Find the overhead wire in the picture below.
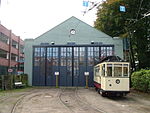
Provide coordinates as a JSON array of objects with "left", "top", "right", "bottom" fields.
[
  {"left": 135, "top": 0, "right": 144, "bottom": 20},
  {"left": 112, "top": 0, "right": 145, "bottom": 37}
]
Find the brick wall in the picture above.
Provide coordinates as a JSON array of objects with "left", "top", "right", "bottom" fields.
[
  {"left": 0, "top": 24, "right": 24, "bottom": 68},
  {"left": 0, "top": 58, "right": 8, "bottom": 66}
]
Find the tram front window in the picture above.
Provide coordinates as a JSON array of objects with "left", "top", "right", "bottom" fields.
[
  {"left": 107, "top": 64, "right": 112, "bottom": 77},
  {"left": 114, "top": 64, "right": 122, "bottom": 77},
  {"left": 123, "top": 64, "right": 128, "bottom": 77},
  {"left": 102, "top": 64, "right": 105, "bottom": 76}
]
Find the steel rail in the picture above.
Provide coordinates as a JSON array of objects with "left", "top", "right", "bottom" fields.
[
  {"left": 75, "top": 87, "right": 107, "bottom": 113},
  {"left": 10, "top": 89, "right": 38, "bottom": 113},
  {"left": 58, "top": 88, "right": 75, "bottom": 113}
]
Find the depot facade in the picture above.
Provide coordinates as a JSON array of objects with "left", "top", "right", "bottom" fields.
[{"left": 24, "top": 17, "right": 123, "bottom": 86}]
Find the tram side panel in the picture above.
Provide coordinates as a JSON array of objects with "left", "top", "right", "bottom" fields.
[
  {"left": 101, "top": 77, "right": 129, "bottom": 91},
  {"left": 94, "top": 62, "right": 130, "bottom": 96}
]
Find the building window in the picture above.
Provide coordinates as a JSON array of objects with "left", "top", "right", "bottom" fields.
[
  {"left": 0, "top": 49, "right": 8, "bottom": 59},
  {"left": 61, "top": 47, "right": 67, "bottom": 66},
  {"left": 12, "top": 40, "right": 18, "bottom": 49},
  {"left": 0, "top": 32, "right": 9, "bottom": 44},
  {"left": 20, "top": 45, "right": 24, "bottom": 54},
  {"left": 11, "top": 53, "right": 18, "bottom": 61},
  {"left": 94, "top": 47, "right": 100, "bottom": 64},
  {"left": 88, "top": 47, "right": 94, "bottom": 66},
  {"left": 20, "top": 57, "right": 24, "bottom": 62},
  {"left": 100, "top": 46, "right": 114, "bottom": 59}
]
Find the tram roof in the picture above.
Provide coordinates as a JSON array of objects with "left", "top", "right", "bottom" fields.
[{"left": 100, "top": 56, "right": 124, "bottom": 63}]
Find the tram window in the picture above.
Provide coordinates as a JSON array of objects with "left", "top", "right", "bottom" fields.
[
  {"left": 107, "top": 64, "right": 112, "bottom": 77},
  {"left": 102, "top": 64, "right": 105, "bottom": 76},
  {"left": 123, "top": 64, "right": 128, "bottom": 77},
  {"left": 95, "top": 66, "right": 100, "bottom": 76},
  {"left": 114, "top": 64, "right": 122, "bottom": 77}
]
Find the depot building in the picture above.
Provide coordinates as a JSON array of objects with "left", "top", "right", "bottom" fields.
[{"left": 24, "top": 17, "right": 123, "bottom": 86}]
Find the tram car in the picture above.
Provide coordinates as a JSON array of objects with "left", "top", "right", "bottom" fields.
[{"left": 94, "top": 56, "right": 130, "bottom": 96}]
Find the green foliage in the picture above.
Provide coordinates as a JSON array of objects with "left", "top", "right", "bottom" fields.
[
  {"left": 131, "top": 69, "right": 150, "bottom": 92},
  {"left": 94, "top": 0, "right": 150, "bottom": 69},
  {"left": 20, "top": 74, "right": 28, "bottom": 86},
  {"left": 0, "top": 74, "right": 28, "bottom": 91}
]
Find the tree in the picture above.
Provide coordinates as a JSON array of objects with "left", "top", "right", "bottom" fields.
[{"left": 94, "top": 0, "right": 150, "bottom": 70}]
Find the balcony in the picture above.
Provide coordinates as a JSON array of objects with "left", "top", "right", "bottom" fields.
[
  {"left": 0, "top": 41, "right": 9, "bottom": 51},
  {"left": 0, "top": 57, "right": 9, "bottom": 66}
]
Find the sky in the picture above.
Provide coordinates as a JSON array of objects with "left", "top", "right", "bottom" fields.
[{"left": 0, "top": 0, "right": 102, "bottom": 40}]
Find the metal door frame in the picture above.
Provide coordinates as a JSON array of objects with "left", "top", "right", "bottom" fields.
[{"left": 33, "top": 44, "right": 114, "bottom": 86}]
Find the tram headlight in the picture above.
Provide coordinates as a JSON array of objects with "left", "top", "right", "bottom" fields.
[{"left": 116, "top": 79, "right": 120, "bottom": 84}]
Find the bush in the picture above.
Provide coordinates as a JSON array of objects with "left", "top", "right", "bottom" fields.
[
  {"left": 14, "top": 74, "right": 28, "bottom": 87},
  {"left": 131, "top": 69, "right": 150, "bottom": 92},
  {"left": 0, "top": 74, "right": 28, "bottom": 91},
  {"left": 20, "top": 74, "right": 28, "bottom": 86}
]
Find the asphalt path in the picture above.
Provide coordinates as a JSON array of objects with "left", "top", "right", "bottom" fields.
[{"left": 0, "top": 87, "right": 150, "bottom": 113}]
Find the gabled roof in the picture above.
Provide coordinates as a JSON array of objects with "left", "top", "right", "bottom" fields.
[
  {"left": 33, "top": 16, "right": 115, "bottom": 45},
  {"left": 35, "top": 16, "right": 111, "bottom": 40}
]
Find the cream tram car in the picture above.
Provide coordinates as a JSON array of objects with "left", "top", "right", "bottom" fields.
[{"left": 94, "top": 56, "right": 130, "bottom": 96}]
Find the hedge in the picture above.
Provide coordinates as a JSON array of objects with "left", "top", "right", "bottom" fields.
[
  {"left": 0, "top": 74, "right": 28, "bottom": 90},
  {"left": 131, "top": 69, "right": 150, "bottom": 92}
]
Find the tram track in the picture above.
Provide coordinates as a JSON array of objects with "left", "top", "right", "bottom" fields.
[
  {"left": 58, "top": 87, "right": 107, "bottom": 113},
  {"left": 10, "top": 89, "right": 38, "bottom": 113},
  {"left": 0, "top": 88, "right": 35, "bottom": 103},
  {"left": 1, "top": 87, "right": 149, "bottom": 113},
  {"left": 0, "top": 92, "right": 29, "bottom": 103},
  {"left": 10, "top": 88, "right": 60, "bottom": 113},
  {"left": 75, "top": 88, "right": 107, "bottom": 113},
  {"left": 58, "top": 88, "right": 75, "bottom": 113}
]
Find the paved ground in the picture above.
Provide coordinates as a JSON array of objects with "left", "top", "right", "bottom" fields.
[{"left": 0, "top": 87, "right": 150, "bottom": 113}]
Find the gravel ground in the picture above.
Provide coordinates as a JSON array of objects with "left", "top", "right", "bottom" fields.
[{"left": 0, "top": 87, "right": 150, "bottom": 113}]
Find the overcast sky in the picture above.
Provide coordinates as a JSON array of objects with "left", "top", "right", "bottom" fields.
[{"left": 0, "top": 0, "right": 102, "bottom": 40}]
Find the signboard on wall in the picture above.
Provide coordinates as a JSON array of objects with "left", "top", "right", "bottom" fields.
[{"left": 8, "top": 69, "right": 13, "bottom": 73}]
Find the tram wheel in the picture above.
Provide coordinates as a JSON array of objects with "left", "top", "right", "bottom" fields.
[
  {"left": 101, "top": 92, "right": 106, "bottom": 97},
  {"left": 97, "top": 89, "right": 100, "bottom": 94}
]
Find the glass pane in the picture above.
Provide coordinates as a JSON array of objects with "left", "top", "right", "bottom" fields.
[
  {"left": 41, "top": 48, "right": 45, "bottom": 57},
  {"left": 107, "top": 64, "right": 112, "bottom": 77},
  {"left": 52, "top": 47, "right": 58, "bottom": 66},
  {"left": 101, "top": 47, "right": 106, "bottom": 58},
  {"left": 123, "top": 66, "right": 128, "bottom": 77},
  {"left": 0, "top": 49, "right": 7, "bottom": 59},
  {"left": 34, "top": 48, "right": 41, "bottom": 66},
  {"left": 95, "top": 66, "right": 100, "bottom": 76},
  {"left": 102, "top": 64, "right": 105, "bottom": 76},
  {"left": 61, "top": 47, "right": 67, "bottom": 66},
  {"left": 94, "top": 47, "right": 100, "bottom": 64},
  {"left": 114, "top": 64, "right": 122, "bottom": 77},
  {"left": 88, "top": 47, "right": 94, "bottom": 66},
  {"left": 74, "top": 47, "right": 79, "bottom": 76}
]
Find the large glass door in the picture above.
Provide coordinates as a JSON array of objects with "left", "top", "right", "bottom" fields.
[
  {"left": 60, "top": 47, "right": 73, "bottom": 86},
  {"left": 33, "top": 47, "right": 46, "bottom": 86},
  {"left": 46, "top": 47, "right": 59, "bottom": 86},
  {"left": 33, "top": 45, "right": 114, "bottom": 86},
  {"left": 73, "top": 47, "right": 86, "bottom": 86},
  {"left": 59, "top": 47, "right": 86, "bottom": 86}
]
